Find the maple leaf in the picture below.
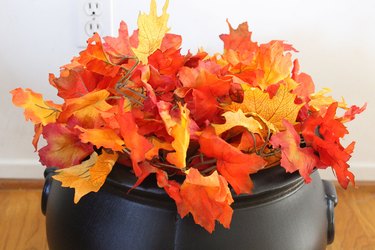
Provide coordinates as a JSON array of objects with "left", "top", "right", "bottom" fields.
[
  {"left": 219, "top": 20, "right": 258, "bottom": 66},
  {"left": 156, "top": 170, "right": 183, "bottom": 208},
  {"left": 236, "top": 130, "right": 264, "bottom": 152},
  {"left": 178, "top": 168, "right": 234, "bottom": 233},
  {"left": 148, "top": 47, "right": 185, "bottom": 76},
  {"left": 212, "top": 109, "right": 262, "bottom": 135},
  {"left": 302, "top": 103, "right": 355, "bottom": 188},
  {"left": 76, "top": 33, "right": 123, "bottom": 77},
  {"left": 227, "top": 84, "right": 303, "bottom": 131},
  {"left": 157, "top": 101, "right": 190, "bottom": 169},
  {"left": 49, "top": 68, "right": 101, "bottom": 100},
  {"left": 256, "top": 41, "right": 293, "bottom": 90},
  {"left": 77, "top": 127, "right": 124, "bottom": 152},
  {"left": 291, "top": 59, "right": 315, "bottom": 101},
  {"left": 177, "top": 66, "right": 232, "bottom": 122},
  {"left": 32, "top": 124, "right": 43, "bottom": 151},
  {"left": 160, "top": 33, "right": 182, "bottom": 51},
  {"left": 10, "top": 88, "right": 61, "bottom": 125},
  {"left": 270, "top": 120, "right": 319, "bottom": 182},
  {"left": 104, "top": 21, "right": 134, "bottom": 57},
  {"left": 308, "top": 88, "right": 347, "bottom": 112},
  {"left": 199, "top": 127, "right": 266, "bottom": 194},
  {"left": 145, "top": 137, "right": 173, "bottom": 160},
  {"left": 148, "top": 66, "right": 179, "bottom": 98},
  {"left": 132, "top": 0, "right": 170, "bottom": 64},
  {"left": 58, "top": 90, "right": 113, "bottom": 128},
  {"left": 117, "top": 110, "right": 153, "bottom": 176},
  {"left": 131, "top": 161, "right": 159, "bottom": 189},
  {"left": 38, "top": 123, "right": 93, "bottom": 168},
  {"left": 53, "top": 151, "right": 118, "bottom": 203},
  {"left": 339, "top": 103, "right": 367, "bottom": 123}
]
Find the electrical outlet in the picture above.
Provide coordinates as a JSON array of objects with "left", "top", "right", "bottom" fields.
[
  {"left": 85, "top": 19, "right": 101, "bottom": 36},
  {"left": 84, "top": 1, "right": 103, "bottom": 16},
  {"left": 77, "top": 0, "right": 114, "bottom": 48}
]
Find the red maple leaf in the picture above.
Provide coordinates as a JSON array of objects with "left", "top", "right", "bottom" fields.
[
  {"left": 39, "top": 122, "right": 93, "bottom": 169},
  {"left": 270, "top": 120, "right": 319, "bottom": 182},
  {"left": 302, "top": 102, "right": 356, "bottom": 188}
]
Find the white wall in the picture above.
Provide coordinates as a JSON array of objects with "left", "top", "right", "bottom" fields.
[{"left": 0, "top": 0, "right": 374, "bottom": 179}]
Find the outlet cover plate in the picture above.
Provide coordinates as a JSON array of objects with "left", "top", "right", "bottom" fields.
[{"left": 77, "top": 0, "right": 114, "bottom": 48}]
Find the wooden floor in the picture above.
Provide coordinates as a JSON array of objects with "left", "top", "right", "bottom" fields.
[{"left": 0, "top": 181, "right": 374, "bottom": 250}]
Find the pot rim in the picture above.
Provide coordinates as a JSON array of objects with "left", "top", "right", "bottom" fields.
[{"left": 105, "top": 164, "right": 306, "bottom": 208}]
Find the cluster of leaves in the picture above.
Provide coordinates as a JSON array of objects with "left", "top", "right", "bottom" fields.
[{"left": 11, "top": 0, "right": 365, "bottom": 233}]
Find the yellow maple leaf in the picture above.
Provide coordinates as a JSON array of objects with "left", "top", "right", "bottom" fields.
[
  {"left": 227, "top": 84, "right": 303, "bottom": 131},
  {"left": 158, "top": 102, "right": 190, "bottom": 169},
  {"left": 212, "top": 109, "right": 262, "bottom": 135},
  {"left": 167, "top": 104, "right": 190, "bottom": 169},
  {"left": 309, "top": 88, "right": 347, "bottom": 111},
  {"left": 53, "top": 151, "right": 118, "bottom": 203},
  {"left": 10, "top": 88, "right": 61, "bottom": 125},
  {"left": 132, "top": 0, "right": 170, "bottom": 63}
]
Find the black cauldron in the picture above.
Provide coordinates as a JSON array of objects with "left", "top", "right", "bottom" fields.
[{"left": 42, "top": 165, "right": 337, "bottom": 250}]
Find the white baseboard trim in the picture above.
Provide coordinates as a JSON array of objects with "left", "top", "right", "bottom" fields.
[
  {"left": 319, "top": 164, "right": 375, "bottom": 182},
  {"left": 0, "top": 160, "right": 374, "bottom": 181},
  {"left": 0, "top": 159, "right": 44, "bottom": 179}
]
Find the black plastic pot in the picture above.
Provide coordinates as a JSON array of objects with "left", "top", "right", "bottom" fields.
[{"left": 42, "top": 165, "right": 337, "bottom": 250}]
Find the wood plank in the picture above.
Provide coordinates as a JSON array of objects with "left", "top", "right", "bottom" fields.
[
  {"left": 327, "top": 184, "right": 375, "bottom": 250},
  {"left": 0, "top": 189, "right": 48, "bottom": 250}
]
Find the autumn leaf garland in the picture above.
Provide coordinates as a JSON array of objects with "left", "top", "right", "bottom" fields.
[{"left": 11, "top": 0, "right": 365, "bottom": 233}]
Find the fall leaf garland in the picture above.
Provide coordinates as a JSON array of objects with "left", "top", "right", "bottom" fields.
[{"left": 11, "top": 0, "right": 365, "bottom": 233}]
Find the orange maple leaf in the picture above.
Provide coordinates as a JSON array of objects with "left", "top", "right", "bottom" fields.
[
  {"left": 38, "top": 123, "right": 93, "bottom": 168},
  {"left": 10, "top": 88, "right": 61, "bottom": 125},
  {"left": 177, "top": 66, "right": 232, "bottom": 122},
  {"left": 291, "top": 59, "right": 315, "bottom": 101},
  {"left": 77, "top": 127, "right": 124, "bottom": 152},
  {"left": 154, "top": 170, "right": 183, "bottom": 220},
  {"left": 256, "top": 41, "right": 293, "bottom": 90},
  {"left": 145, "top": 137, "right": 173, "bottom": 160},
  {"left": 76, "top": 33, "right": 123, "bottom": 77},
  {"left": 160, "top": 33, "right": 182, "bottom": 51},
  {"left": 219, "top": 20, "right": 258, "bottom": 66},
  {"left": 58, "top": 90, "right": 113, "bottom": 128},
  {"left": 148, "top": 47, "right": 185, "bottom": 76},
  {"left": 199, "top": 127, "right": 266, "bottom": 194},
  {"left": 270, "top": 120, "right": 319, "bottom": 182},
  {"left": 104, "top": 21, "right": 134, "bottom": 57},
  {"left": 117, "top": 110, "right": 153, "bottom": 176},
  {"left": 32, "top": 124, "right": 43, "bottom": 151},
  {"left": 227, "top": 84, "right": 303, "bottom": 131},
  {"left": 178, "top": 168, "right": 234, "bottom": 233},
  {"left": 53, "top": 150, "right": 118, "bottom": 203}
]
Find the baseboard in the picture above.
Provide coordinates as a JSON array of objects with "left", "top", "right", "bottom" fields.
[
  {"left": 0, "top": 159, "right": 45, "bottom": 179},
  {"left": 0, "top": 159, "right": 374, "bottom": 181},
  {"left": 319, "top": 164, "right": 375, "bottom": 181}
]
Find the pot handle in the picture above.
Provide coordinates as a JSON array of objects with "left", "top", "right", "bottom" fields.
[
  {"left": 41, "top": 167, "right": 57, "bottom": 215},
  {"left": 322, "top": 180, "right": 338, "bottom": 245}
]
